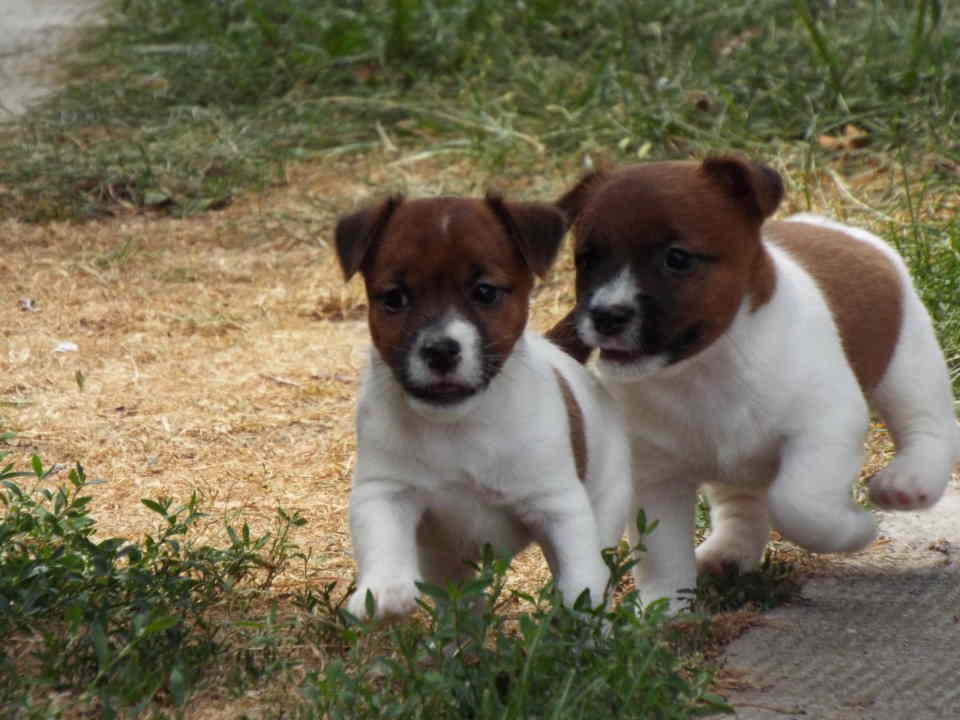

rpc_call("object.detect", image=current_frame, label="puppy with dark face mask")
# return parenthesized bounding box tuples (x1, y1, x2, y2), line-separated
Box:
(549, 157, 959, 609)
(336, 194, 632, 620)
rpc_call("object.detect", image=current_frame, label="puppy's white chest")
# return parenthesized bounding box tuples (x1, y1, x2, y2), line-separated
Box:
(423, 435, 510, 503)
(615, 358, 782, 484)
(364, 397, 515, 496)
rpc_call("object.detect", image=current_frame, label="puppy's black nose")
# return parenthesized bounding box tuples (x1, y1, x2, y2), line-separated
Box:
(420, 337, 462, 374)
(591, 305, 635, 336)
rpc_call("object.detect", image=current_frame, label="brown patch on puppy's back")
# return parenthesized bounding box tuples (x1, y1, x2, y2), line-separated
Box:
(767, 220, 903, 390)
(554, 369, 587, 483)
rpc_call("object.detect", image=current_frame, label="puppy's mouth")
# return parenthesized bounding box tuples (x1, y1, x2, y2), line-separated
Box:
(593, 325, 703, 365)
(405, 381, 480, 406)
(598, 348, 645, 364)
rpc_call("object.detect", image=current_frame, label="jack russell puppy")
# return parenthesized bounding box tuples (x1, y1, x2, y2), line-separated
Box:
(547, 156, 959, 609)
(335, 194, 632, 620)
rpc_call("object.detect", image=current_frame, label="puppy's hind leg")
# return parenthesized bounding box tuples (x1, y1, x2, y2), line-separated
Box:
(695, 483, 771, 575)
(867, 295, 959, 510)
(768, 432, 877, 554)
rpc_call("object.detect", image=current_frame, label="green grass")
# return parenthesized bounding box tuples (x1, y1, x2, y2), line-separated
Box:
(0, 443, 734, 718)
(1, 0, 958, 221)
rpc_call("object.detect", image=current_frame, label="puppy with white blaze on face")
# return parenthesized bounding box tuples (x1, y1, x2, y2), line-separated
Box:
(548, 156, 960, 610)
(336, 194, 632, 621)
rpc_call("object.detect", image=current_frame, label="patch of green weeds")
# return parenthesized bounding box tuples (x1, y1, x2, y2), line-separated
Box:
(695, 555, 803, 614)
(0, 442, 741, 718)
(302, 538, 730, 719)
(0, 442, 312, 717)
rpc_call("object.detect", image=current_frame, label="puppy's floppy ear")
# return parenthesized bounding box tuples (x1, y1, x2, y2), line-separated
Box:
(701, 156, 783, 220)
(334, 195, 403, 280)
(555, 170, 607, 225)
(485, 194, 567, 278)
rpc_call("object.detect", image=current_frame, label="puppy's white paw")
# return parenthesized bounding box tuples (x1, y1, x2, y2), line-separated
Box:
(556, 568, 610, 610)
(633, 571, 697, 613)
(347, 577, 420, 620)
(636, 583, 693, 614)
(868, 459, 948, 511)
(695, 536, 762, 576)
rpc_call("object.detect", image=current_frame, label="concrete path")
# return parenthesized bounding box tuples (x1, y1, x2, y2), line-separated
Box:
(0, 0, 103, 115)
(721, 480, 960, 719)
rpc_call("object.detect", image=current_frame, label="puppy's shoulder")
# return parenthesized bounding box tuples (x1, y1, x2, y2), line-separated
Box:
(528, 332, 597, 391)
(527, 331, 621, 421)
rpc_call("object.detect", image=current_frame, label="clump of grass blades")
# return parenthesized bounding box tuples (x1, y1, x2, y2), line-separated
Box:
(695, 555, 802, 614)
(0, 1, 957, 220)
(0, 441, 737, 718)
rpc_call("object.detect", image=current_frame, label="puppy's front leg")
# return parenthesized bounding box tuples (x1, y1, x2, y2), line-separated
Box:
(629, 478, 698, 611)
(347, 477, 422, 620)
(533, 487, 611, 608)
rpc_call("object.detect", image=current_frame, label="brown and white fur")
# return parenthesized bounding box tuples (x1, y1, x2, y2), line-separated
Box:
(548, 157, 959, 609)
(336, 195, 632, 620)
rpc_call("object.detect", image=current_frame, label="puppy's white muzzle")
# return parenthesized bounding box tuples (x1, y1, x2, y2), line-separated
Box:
(578, 268, 669, 381)
(405, 313, 485, 420)
(578, 268, 643, 350)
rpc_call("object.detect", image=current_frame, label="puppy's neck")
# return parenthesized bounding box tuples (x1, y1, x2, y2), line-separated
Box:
(596, 297, 768, 388)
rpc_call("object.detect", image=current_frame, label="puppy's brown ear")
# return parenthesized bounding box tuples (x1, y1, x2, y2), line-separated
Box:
(334, 196, 403, 280)
(556, 170, 607, 224)
(485, 194, 567, 278)
(702, 156, 783, 219)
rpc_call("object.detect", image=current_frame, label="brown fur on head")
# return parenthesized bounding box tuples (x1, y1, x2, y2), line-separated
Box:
(547, 156, 783, 368)
(335, 194, 566, 403)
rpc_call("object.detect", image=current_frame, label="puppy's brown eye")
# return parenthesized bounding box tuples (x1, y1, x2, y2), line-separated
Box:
(471, 283, 501, 306)
(664, 247, 696, 275)
(379, 288, 410, 313)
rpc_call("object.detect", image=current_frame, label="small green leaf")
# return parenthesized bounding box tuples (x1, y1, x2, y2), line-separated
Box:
(141, 498, 166, 515)
(64, 604, 84, 628)
(701, 692, 734, 708)
(90, 622, 111, 669)
(169, 663, 189, 707)
(143, 189, 171, 206)
(141, 614, 178, 637)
